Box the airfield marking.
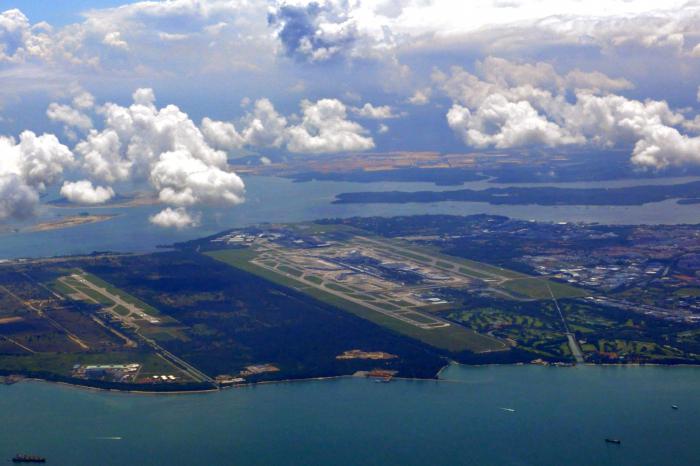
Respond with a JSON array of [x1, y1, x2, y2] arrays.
[[354, 235, 513, 283], [58, 274, 214, 384], [249, 253, 451, 330]]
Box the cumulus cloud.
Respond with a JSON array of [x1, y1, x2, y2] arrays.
[[438, 57, 700, 168], [2, 131, 74, 189], [46, 103, 93, 135], [287, 98, 375, 153], [72, 91, 95, 110], [201, 117, 244, 150], [0, 175, 39, 220], [239, 98, 288, 148], [0, 131, 73, 220], [202, 96, 374, 154], [103, 31, 128, 50], [77, 88, 230, 183], [446, 96, 583, 149], [268, 2, 358, 63], [68, 88, 246, 226], [149, 207, 200, 229], [408, 88, 431, 105], [150, 150, 245, 206], [60, 180, 115, 204], [352, 103, 398, 119], [0, 9, 51, 63]]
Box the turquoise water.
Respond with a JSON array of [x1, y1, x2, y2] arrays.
[[1, 365, 698, 466], [1, 175, 700, 259]]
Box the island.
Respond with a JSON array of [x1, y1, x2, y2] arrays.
[[0, 215, 698, 392], [333, 181, 700, 206], [28, 214, 117, 232]]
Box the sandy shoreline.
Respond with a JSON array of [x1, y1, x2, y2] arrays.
[[27, 214, 118, 232]]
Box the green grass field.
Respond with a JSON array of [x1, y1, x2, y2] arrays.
[[305, 275, 323, 285], [206, 248, 506, 353], [75, 271, 161, 316], [277, 265, 304, 277], [59, 277, 115, 305], [501, 277, 587, 300]]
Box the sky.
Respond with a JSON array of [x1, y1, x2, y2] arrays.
[[1, 0, 700, 228], [0, 1, 136, 25]]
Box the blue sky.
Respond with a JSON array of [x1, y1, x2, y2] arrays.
[[0, 0, 699, 227], [0, 1, 133, 25]]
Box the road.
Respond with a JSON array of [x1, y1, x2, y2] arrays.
[[547, 283, 584, 364]]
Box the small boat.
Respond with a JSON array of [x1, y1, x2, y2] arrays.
[[605, 438, 622, 445], [672, 405, 679, 410], [11, 454, 46, 463]]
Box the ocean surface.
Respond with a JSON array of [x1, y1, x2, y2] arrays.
[[1, 365, 699, 466], [1, 175, 700, 259]]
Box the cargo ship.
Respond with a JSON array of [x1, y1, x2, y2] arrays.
[[11, 454, 46, 463]]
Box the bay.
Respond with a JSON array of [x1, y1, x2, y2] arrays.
[[1, 175, 699, 260]]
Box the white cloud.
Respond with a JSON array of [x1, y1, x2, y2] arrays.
[[0, 130, 73, 220], [158, 32, 190, 42], [72, 91, 95, 110], [77, 88, 229, 184], [446, 96, 582, 149], [352, 103, 398, 119], [0, 174, 39, 220], [60, 180, 115, 204], [46, 103, 93, 133], [76, 129, 131, 183], [103, 31, 128, 50], [286, 98, 375, 153], [0, 9, 51, 63], [240, 98, 288, 148], [0, 0, 697, 90], [378, 123, 389, 134], [201, 117, 244, 150], [2, 131, 74, 189], [439, 57, 700, 169], [72, 88, 246, 214], [199, 96, 377, 154], [408, 87, 431, 105], [149, 207, 200, 229], [150, 150, 245, 206]]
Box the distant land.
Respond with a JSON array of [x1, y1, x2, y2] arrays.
[[28, 214, 117, 232], [47, 193, 159, 209], [333, 180, 700, 206], [230, 149, 700, 185], [289, 168, 486, 186]]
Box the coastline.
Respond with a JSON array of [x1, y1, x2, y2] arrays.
[[26, 214, 118, 233], [5, 360, 700, 396]]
